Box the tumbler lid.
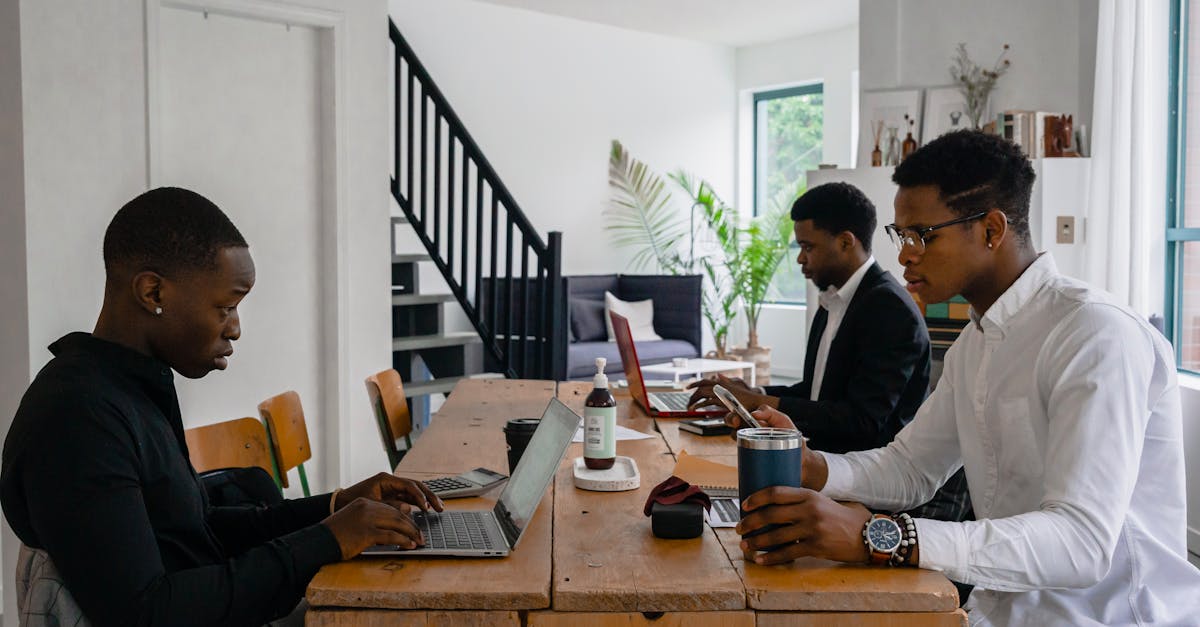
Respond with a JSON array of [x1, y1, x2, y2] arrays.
[[736, 427, 802, 450], [504, 418, 541, 433]]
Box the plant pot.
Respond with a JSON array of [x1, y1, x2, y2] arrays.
[[728, 344, 771, 386]]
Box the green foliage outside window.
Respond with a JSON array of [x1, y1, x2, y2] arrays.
[[756, 85, 824, 304]]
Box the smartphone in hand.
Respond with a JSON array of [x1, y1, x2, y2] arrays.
[[712, 385, 762, 429]]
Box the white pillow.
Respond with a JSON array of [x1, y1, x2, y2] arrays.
[[605, 291, 662, 342]]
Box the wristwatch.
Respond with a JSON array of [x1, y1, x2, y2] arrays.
[[862, 514, 903, 565]]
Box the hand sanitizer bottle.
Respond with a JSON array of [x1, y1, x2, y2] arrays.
[[583, 357, 617, 470]]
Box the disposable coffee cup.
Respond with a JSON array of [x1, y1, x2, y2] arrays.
[[737, 427, 803, 559], [503, 418, 540, 474]]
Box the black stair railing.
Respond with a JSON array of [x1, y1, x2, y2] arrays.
[[389, 20, 564, 380]]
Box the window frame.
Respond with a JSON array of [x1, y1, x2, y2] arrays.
[[752, 82, 822, 306], [752, 82, 824, 217], [1166, 0, 1195, 371]]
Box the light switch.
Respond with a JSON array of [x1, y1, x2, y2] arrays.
[[1056, 216, 1075, 244]]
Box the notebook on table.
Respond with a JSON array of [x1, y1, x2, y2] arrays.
[[672, 450, 739, 527], [609, 311, 725, 418], [361, 397, 579, 557]]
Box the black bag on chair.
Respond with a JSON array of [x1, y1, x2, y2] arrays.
[[199, 466, 283, 508]]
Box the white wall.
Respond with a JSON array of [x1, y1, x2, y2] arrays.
[[0, 0, 28, 619], [860, 0, 1097, 136], [735, 25, 859, 202], [3, 1, 390, 620], [731, 25, 859, 374], [156, 8, 334, 495], [388, 0, 737, 276]]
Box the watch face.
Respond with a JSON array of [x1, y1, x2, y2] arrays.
[[867, 518, 902, 553]]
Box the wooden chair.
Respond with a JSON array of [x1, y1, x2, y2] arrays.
[[258, 391, 313, 496], [364, 369, 415, 470], [184, 417, 280, 480]]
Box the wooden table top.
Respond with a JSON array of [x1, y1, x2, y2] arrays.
[[306, 379, 958, 615], [551, 382, 744, 612]]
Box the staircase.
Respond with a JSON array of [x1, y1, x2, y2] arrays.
[[388, 18, 566, 408], [388, 227, 499, 422]]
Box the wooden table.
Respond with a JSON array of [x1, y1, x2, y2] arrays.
[[306, 380, 966, 626]]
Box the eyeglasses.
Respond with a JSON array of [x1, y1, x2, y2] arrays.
[[884, 211, 989, 254]]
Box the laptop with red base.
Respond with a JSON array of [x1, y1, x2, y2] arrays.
[[609, 311, 726, 418]]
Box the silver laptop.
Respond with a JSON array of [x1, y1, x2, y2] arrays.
[[362, 397, 578, 557]]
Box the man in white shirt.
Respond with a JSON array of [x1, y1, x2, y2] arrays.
[[732, 130, 1200, 625]]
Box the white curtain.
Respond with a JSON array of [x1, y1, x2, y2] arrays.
[[1083, 0, 1170, 316]]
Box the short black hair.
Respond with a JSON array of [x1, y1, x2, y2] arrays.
[[790, 182, 877, 253], [892, 130, 1036, 241], [103, 187, 247, 278]]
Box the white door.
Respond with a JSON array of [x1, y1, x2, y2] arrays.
[[157, 7, 329, 495]]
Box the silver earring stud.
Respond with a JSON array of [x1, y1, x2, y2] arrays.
[[154, 307, 163, 315], [987, 242, 993, 249]]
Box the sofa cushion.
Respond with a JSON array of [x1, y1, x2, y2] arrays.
[[604, 292, 662, 342], [567, 339, 698, 379], [569, 297, 607, 342]]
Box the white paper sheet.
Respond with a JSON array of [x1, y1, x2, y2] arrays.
[[571, 424, 655, 443]]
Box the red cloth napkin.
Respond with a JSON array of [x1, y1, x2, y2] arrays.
[[643, 476, 712, 516]]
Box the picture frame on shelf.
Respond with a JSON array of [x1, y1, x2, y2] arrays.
[[922, 86, 972, 143], [857, 88, 923, 168]]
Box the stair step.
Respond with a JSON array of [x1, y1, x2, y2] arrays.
[[405, 373, 505, 397], [392, 332, 480, 352], [393, 253, 431, 263], [391, 293, 456, 306]]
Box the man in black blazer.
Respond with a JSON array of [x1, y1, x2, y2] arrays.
[[689, 182, 969, 522]]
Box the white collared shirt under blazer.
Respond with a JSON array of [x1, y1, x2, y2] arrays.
[[810, 255, 875, 401], [822, 254, 1200, 626]]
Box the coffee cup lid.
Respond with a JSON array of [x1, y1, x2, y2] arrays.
[[504, 418, 540, 432], [736, 427, 802, 450]]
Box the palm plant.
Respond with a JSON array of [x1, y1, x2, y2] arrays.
[[606, 140, 795, 355], [669, 170, 740, 356], [672, 173, 792, 350], [732, 209, 793, 347], [604, 140, 686, 273]]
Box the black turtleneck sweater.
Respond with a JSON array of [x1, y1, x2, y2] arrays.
[[0, 333, 342, 626]]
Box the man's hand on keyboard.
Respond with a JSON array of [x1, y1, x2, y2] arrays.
[[686, 374, 778, 413], [323, 497, 426, 559], [334, 472, 445, 513]]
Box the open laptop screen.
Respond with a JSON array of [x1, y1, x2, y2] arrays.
[[493, 398, 579, 548], [609, 312, 650, 410]]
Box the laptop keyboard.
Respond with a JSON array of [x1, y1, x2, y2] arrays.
[[414, 511, 495, 550], [652, 391, 693, 411]]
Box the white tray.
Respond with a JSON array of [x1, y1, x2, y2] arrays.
[[572, 455, 640, 491]]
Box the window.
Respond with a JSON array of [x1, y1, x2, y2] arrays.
[[1167, 0, 1200, 369], [753, 83, 823, 305]]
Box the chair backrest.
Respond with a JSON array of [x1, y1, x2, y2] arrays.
[[185, 417, 277, 478], [17, 544, 91, 626], [365, 369, 412, 470], [258, 391, 312, 491]]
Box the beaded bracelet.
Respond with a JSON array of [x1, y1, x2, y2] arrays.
[[889, 512, 918, 567]]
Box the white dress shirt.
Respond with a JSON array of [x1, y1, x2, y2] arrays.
[[809, 256, 875, 401], [822, 254, 1200, 626]]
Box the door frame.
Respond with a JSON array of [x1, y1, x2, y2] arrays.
[[143, 0, 351, 490]]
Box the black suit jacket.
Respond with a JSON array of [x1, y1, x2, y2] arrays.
[[764, 262, 930, 455]]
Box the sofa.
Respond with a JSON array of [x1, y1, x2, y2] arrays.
[[562, 274, 702, 380]]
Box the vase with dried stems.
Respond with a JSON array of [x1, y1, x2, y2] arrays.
[[870, 120, 884, 166], [950, 42, 1011, 129]]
